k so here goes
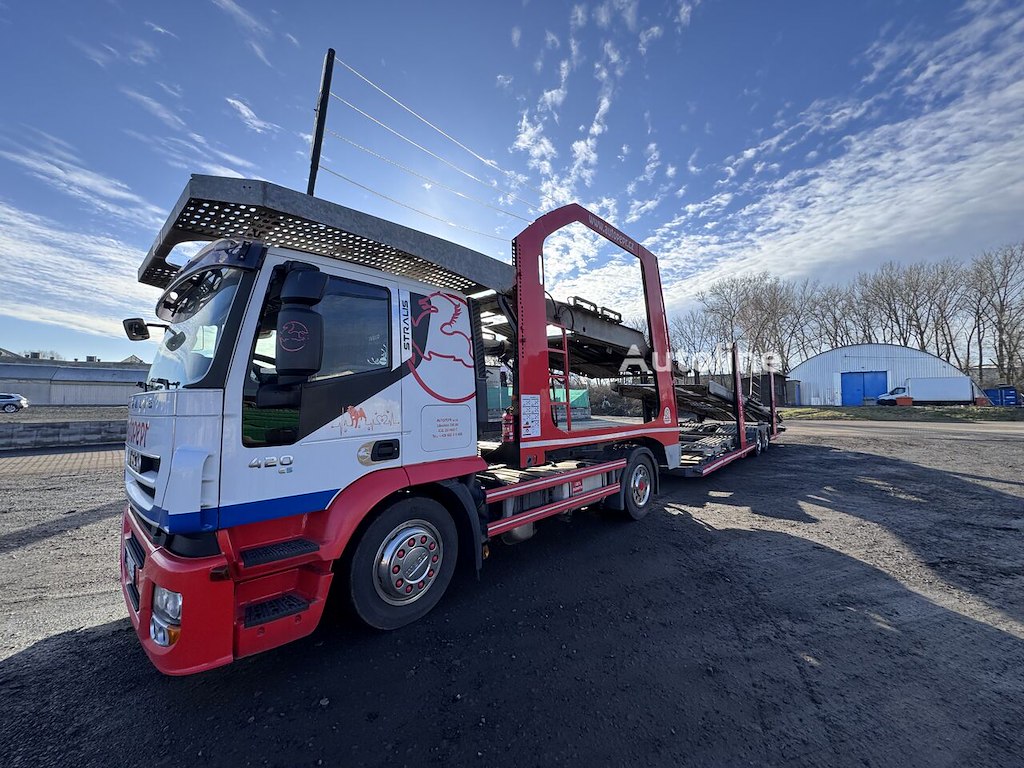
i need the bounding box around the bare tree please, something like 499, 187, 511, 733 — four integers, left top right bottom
975, 244, 1024, 383
670, 309, 718, 374
667, 239, 1024, 388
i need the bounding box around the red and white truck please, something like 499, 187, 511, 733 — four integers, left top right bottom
119, 176, 780, 674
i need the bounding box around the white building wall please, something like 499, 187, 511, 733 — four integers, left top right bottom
51, 383, 138, 405
790, 344, 969, 406
0, 379, 140, 406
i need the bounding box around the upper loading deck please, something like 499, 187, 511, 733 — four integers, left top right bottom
140, 176, 650, 380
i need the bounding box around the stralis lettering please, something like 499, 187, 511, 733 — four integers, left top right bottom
400, 297, 411, 355
587, 213, 637, 254
127, 419, 150, 448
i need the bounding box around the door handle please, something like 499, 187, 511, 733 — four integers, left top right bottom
370, 439, 400, 462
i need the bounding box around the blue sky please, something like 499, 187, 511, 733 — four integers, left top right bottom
1, 0, 1022, 362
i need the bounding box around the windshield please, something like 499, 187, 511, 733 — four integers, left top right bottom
147, 267, 245, 389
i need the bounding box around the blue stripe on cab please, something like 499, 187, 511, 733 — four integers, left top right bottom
140, 490, 341, 535
217, 489, 341, 529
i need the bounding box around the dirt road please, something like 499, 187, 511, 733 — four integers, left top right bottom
1, 422, 1022, 767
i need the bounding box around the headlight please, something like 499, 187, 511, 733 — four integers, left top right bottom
153, 586, 183, 622
150, 614, 181, 647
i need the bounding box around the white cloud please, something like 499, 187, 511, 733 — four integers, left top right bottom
570, 137, 598, 186
511, 26, 521, 48
0, 140, 165, 231
601, 40, 626, 78
121, 88, 187, 131
285, 32, 300, 47
144, 21, 177, 38
666, 164, 677, 178
540, 60, 571, 115
643, 3, 1024, 311
615, 0, 639, 32
626, 195, 663, 223
0, 200, 160, 340
545, 30, 560, 49
622, 143, 664, 193
210, 0, 269, 36
196, 163, 246, 178
225, 97, 280, 133
570, 5, 587, 30
496, 74, 514, 89
677, 1, 699, 28
567, 38, 583, 72
590, 94, 612, 137
190, 132, 257, 169
512, 113, 558, 177
639, 26, 663, 55
248, 40, 272, 67
687, 148, 701, 174
128, 38, 159, 65
70, 38, 118, 68
157, 82, 183, 99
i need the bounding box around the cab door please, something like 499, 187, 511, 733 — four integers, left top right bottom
219, 258, 405, 528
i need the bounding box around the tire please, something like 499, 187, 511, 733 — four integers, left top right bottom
622, 452, 656, 521
348, 496, 458, 630
2, 404, 17, 413
752, 431, 763, 456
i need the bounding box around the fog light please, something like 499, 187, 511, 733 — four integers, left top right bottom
153, 586, 183, 622
149, 614, 181, 647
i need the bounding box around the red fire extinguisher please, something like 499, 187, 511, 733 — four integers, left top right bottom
501, 407, 515, 443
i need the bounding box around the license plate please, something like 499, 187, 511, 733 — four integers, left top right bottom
126, 447, 142, 473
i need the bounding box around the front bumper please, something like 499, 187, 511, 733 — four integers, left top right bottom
121, 507, 235, 675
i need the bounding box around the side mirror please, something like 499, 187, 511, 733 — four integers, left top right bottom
274, 269, 327, 377
123, 318, 150, 341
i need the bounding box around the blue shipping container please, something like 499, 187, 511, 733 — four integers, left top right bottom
984, 387, 1020, 407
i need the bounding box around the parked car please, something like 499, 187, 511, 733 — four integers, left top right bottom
0, 393, 29, 413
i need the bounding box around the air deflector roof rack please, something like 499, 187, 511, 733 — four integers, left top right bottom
139, 175, 516, 293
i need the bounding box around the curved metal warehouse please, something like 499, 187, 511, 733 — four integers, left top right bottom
789, 343, 980, 406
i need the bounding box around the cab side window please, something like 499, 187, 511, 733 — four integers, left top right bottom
242, 269, 391, 447
315, 280, 390, 379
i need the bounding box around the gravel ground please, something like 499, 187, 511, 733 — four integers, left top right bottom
1, 421, 1022, 767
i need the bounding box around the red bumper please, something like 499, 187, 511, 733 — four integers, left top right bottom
120, 508, 333, 676
121, 509, 234, 676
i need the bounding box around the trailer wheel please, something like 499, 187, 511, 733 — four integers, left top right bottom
622, 453, 655, 521
348, 497, 458, 630
752, 431, 763, 456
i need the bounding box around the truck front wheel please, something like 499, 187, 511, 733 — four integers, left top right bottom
348, 497, 458, 630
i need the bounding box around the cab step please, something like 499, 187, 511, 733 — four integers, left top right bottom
243, 593, 310, 628
240, 538, 319, 568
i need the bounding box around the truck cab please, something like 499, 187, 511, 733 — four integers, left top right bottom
122, 233, 489, 673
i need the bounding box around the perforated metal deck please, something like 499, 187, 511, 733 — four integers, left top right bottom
139, 175, 516, 292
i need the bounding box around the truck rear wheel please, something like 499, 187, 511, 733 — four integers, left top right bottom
622, 453, 655, 521
348, 497, 458, 630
